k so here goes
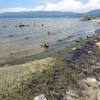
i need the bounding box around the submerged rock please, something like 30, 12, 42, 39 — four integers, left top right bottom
24, 37, 30, 40
8, 34, 14, 37
98, 21, 100, 24
34, 94, 47, 100
95, 29, 100, 33
15, 24, 30, 28
43, 43, 49, 48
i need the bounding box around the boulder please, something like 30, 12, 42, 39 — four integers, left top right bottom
34, 94, 47, 100
78, 78, 100, 100
96, 42, 100, 48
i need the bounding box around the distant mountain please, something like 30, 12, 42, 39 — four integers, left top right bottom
85, 9, 100, 16
0, 11, 83, 18
0, 9, 100, 18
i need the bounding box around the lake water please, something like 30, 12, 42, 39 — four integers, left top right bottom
0, 18, 100, 57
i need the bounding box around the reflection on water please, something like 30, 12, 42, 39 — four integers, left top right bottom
0, 18, 99, 56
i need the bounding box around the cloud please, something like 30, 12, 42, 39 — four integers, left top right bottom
0, 0, 100, 13
82, 0, 100, 12
44, 0, 82, 12
32, 5, 44, 11
43, 0, 100, 12
0, 7, 33, 13
0, 6, 45, 13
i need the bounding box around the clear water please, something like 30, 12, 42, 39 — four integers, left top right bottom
0, 18, 100, 56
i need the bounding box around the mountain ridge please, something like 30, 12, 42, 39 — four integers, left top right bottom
0, 9, 100, 18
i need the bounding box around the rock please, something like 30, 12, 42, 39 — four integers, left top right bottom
81, 78, 100, 88
63, 89, 79, 100
78, 78, 100, 100
48, 31, 51, 35
94, 39, 98, 42
41, 24, 44, 27
98, 21, 100, 24
75, 40, 80, 42
84, 78, 97, 83
95, 29, 100, 33
43, 43, 49, 48
63, 95, 74, 100
97, 91, 100, 100
66, 90, 78, 98
3, 25, 6, 28
96, 42, 100, 48
25, 37, 30, 40
8, 34, 14, 37
93, 68, 100, 73
34, 94, 47, 100
88, 51, 93, 54
15, 24, 30, 28
72, 47, 77, 51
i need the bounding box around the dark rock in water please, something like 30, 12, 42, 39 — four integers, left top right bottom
87, 35, 91, 38
3, 25, 6, 28
34, 23, 36, 27
98, 21, 100, 24
25, 37, 30, 40
95, 29, 100, 33
58, 39, 63, 42
8, 34, 14, 37
48, 31, 51, 35
41, 24, 44, 27
75, 40, 80, 43
19, 25, 25, 27
15, 24, 30, 28
58, 35, 74, 42
43, 43, 49, 48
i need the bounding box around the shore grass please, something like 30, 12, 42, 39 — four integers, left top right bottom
0, 57, 57, 100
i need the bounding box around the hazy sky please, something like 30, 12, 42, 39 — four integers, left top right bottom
0, 0, 100, 13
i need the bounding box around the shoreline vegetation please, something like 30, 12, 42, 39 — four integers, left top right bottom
0, 27, 100, 100
80, 16, 100, 22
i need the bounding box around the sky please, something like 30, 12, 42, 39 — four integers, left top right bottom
0, 0, 100, 13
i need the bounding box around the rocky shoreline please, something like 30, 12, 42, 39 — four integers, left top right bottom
33, 32, 100, 100
0, 30, 100, 100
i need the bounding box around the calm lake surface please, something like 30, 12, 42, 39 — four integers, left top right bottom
0, 18, 100, 57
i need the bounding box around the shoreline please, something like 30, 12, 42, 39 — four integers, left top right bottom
0, 30, 100, 100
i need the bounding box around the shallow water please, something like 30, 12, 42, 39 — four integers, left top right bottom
0, 18, 99, 57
